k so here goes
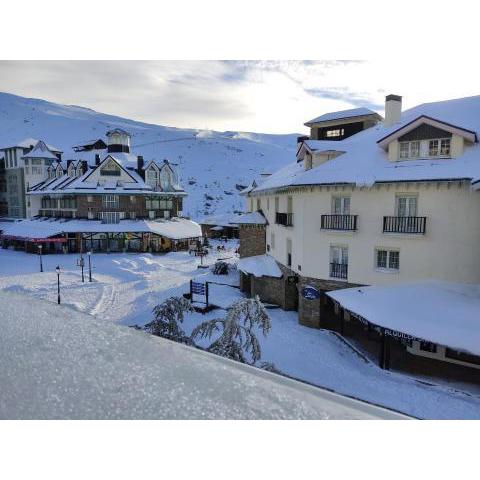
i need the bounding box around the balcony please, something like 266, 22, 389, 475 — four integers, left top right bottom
321, 214, 357, 231
275, 212, 294, 227
383, 216, 426, 234
330, 263, 348, 279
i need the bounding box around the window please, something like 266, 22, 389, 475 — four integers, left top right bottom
100, 159, 121, 176
420, 342, 437, 353
160, 167, 173, 190
99, 212, 121, 224
129, 212, 136, 220
332, 196, 350, 215
267, 197, 270, 210
286, 238, 292, 267
376, 249, 399, 271
396, 195, 417, 217
148, 210, 155, 219
102, 195, 119, 208
429, 138, 450, 157
275, 197, 279, 213
87, 195, 93, 203
445, 348, 480, 366
270, 232, 275, 249
146, 168, 158, 187
326, 129, 344, 138
256, 198, 261, 211
287, 196, 293, 214
399, 141, 420, 159
331, 246, 348, 265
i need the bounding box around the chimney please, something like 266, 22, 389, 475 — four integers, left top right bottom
137, 156, 144, 178
95, 154, 100, 166
384, 94, 402, 127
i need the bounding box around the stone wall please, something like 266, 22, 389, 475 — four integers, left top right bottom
238, 224, 266, 258
297, 275, 363, 328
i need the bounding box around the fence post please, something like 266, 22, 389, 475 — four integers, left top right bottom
206, 282, 209, 308
190, 279, 193, 301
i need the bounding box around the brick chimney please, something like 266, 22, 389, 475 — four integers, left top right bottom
137, 156, 144, 178
384, 94, 402, 127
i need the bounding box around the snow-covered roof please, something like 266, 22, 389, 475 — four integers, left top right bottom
0, 137, 62, 153
106, 128, 130, 136
237, 254, 282, 278
22, 140, 59, 160
0, 291, 405, 419
305, 107, 381, 126
235, 211, 267, 225
253, 95, 480, 193
0, 217, 202, 240
198, 213, 242, 227
327, 280, 480, 357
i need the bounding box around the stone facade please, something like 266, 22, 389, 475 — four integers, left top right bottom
238, 224, 266, 258
297, 275, 363, 328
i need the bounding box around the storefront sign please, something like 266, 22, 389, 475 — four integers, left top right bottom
384, 328, 422, 342
302, 286, 320, 300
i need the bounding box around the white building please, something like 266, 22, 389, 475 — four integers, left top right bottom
239, 94, 480, 376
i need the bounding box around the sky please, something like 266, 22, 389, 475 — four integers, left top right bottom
0, 60, 480, 135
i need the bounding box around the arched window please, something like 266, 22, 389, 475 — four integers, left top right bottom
160, 166, 173, 190
146, 167, 158, 187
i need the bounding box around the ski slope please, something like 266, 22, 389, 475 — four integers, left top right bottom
0, 92, 298, 218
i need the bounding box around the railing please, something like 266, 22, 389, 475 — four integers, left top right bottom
330, 263, 348, 279
383, 216, 426, 234
275, 212, 294, 227
321, 214, 357, 231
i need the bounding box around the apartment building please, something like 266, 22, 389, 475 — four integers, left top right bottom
238, 94, 480, 377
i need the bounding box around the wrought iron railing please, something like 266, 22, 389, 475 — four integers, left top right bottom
321, 214, 357, 231
383, 216, 426, 234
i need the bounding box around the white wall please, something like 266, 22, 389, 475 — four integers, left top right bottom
254, 181, 480, 285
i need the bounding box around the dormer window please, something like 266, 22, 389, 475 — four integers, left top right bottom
101, 159, 121, 176
146, 167, 158, 187
429, 138, 451, 157
326, 128, 344, 138
399, 140, 420, 159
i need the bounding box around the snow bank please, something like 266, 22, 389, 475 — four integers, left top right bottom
327, 280, 480, 356
0, 291, 405, 419
235, 211, 267, 225
237, 254, 282, 278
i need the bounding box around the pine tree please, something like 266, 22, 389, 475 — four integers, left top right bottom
192, 296, 271, 364
144, 296, 194, 344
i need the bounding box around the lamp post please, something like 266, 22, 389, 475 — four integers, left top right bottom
56, 265, 61, 304
87, 251, 92, 282
38, 244, 43, 273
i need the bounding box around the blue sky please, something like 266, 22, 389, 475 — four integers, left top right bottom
0, 60, 479, 134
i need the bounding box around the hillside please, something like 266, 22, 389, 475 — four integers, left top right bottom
0, 92, 298, 218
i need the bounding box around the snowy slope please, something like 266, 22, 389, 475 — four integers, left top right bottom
0, 92, 298, 218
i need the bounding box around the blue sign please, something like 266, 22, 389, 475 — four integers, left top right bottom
192, 282, 206, 295
302, 286, 320, 300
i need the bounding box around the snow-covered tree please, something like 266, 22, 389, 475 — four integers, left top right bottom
212, 260, 229, 275
144, 296, 194, 344
192, 296, 271, 364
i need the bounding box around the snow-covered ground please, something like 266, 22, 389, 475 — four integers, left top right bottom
0, 243, 479, 419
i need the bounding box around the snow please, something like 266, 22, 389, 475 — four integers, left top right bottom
305, 107, 379, 126
0, 136, 61, 152
0, 245, 479, 418
238, 254, 282, 278
0, 291, 408, 420
21, 140, 59, 159
235, 211, 267, 224
0, 92, 298, 218
254, 95, 480, 193
0, 217, 202, 240
327, 280, 480, 356
198, 213, 242, 227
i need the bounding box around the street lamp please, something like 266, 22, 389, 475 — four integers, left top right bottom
87, 251, 92, 282
56, 265, 61, 304
38, 244, 43, 273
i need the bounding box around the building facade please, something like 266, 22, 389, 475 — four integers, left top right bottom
0, 129, 201, 253
238, 95, 480, 377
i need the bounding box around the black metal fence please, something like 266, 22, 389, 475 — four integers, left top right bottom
383, 216, 426, 234
330, 262, 348, 279
321, 214, 358, 231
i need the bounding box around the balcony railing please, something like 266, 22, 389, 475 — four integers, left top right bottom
330, 262, 348, 279
275, 212, 294, 227
321, 214, 357, 231
383, 216, 426, 234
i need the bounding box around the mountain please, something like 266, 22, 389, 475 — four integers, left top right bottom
0, 92, 298, 218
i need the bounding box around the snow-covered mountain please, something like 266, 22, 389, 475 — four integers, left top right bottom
0, 92, 298, 218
